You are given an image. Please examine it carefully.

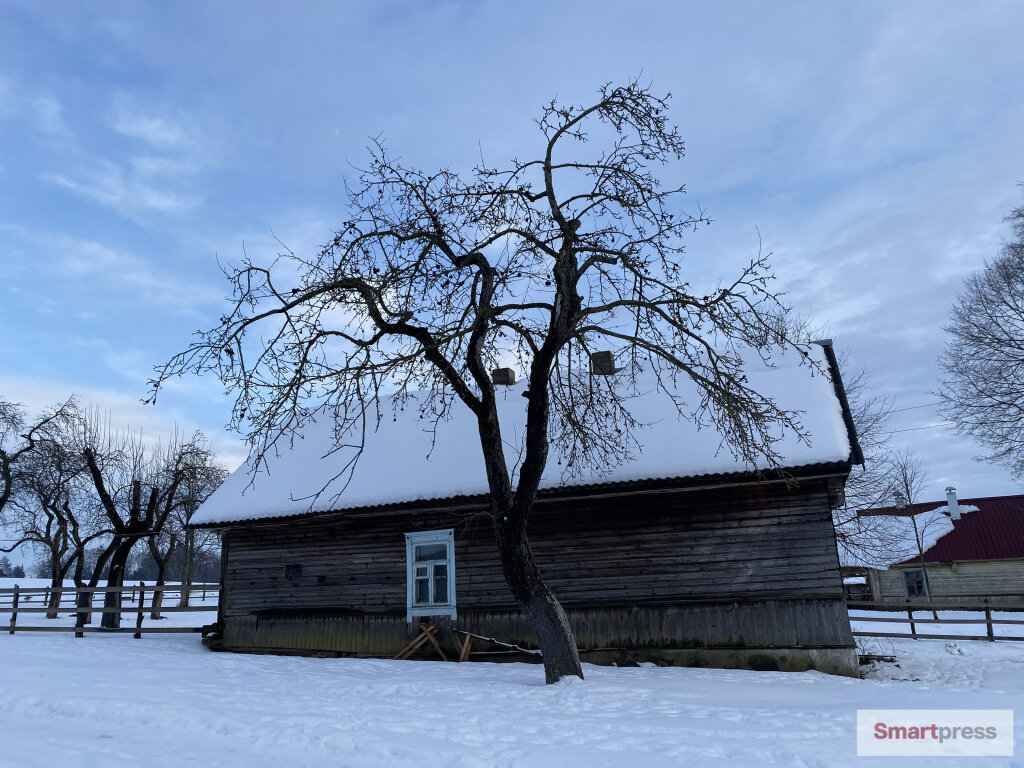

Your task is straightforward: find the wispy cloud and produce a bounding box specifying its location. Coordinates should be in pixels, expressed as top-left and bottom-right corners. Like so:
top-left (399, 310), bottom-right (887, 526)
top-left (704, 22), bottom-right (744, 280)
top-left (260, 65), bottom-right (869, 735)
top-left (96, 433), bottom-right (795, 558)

top-left (40, 232), bottom-right (220, 310)
top-left (0, 371), bottom-right (246, 472)
top-left (46, 159), bottom-right (201, 216)
top-left (30, 94), bottom-right (72, 140)
top-left (110, 96), bottom-right (188, 149)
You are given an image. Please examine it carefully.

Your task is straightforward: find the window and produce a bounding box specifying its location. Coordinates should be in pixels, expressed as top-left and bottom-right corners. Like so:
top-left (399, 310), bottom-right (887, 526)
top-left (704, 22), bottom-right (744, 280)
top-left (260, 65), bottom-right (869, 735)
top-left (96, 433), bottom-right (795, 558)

top-left (404, 529), bottom-right (456, 622)
top-left (902, 568), bottom-right (927, 598)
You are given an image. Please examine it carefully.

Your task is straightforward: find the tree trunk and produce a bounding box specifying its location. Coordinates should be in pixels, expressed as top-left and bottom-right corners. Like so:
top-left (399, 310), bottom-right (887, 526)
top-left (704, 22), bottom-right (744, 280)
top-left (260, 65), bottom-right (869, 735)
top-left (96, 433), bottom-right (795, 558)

top-left (150, 559), bottom-right (169, 620)
top-left (101, 539), bottom-right (134, 629)
top-left (497, 522), bottom-right (583, 683)
top-left (178, 528), bottom-right (195, 608)
top-left (45, 572), bottom-right (62, 620)
top-left (72, 550), bottom-right (89, 627)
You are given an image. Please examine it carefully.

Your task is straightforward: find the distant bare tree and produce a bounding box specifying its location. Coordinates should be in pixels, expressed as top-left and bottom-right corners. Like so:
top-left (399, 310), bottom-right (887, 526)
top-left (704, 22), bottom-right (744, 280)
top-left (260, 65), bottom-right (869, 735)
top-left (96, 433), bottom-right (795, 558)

top-left (2, 420), bottom-right (108, 617)
top-left (939, 194), bottom-right (1024, 479)
top-left (148, 442), bottom-right (226, 617)
top-left (0, 399), bottom-right (101, 616)
top-left (831, 359), bottom-right (910, 567)
top-left (888, 448), bottom-right (942, 617)
top-left (152, 80), bottom-right (813, 682)
top-left (0, 398), bottom-right (77, 518)
top-left (173, 457), bottom-right (227, 608)
top-left (79, 415), bottom-right (213, 628)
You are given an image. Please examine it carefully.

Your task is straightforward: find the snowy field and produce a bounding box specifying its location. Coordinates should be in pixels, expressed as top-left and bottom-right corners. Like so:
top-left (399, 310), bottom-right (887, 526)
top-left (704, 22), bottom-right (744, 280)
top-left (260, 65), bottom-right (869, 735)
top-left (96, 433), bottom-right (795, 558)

top-left (1, 620), bottom-right (1023, 767)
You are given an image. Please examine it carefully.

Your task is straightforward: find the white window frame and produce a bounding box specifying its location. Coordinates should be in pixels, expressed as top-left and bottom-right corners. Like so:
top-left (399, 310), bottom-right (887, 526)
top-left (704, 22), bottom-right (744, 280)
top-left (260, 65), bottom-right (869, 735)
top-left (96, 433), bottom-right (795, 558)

top-left (404, 529), bottom-right (456, 622)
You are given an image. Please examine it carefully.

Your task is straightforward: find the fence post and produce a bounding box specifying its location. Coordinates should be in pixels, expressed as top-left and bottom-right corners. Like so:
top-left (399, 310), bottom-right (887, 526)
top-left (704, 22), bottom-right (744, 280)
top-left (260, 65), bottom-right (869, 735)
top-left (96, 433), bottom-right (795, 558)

top-left (8, 584), bottom-right (19, 635)
top-left (134, 582), bottom-right (146, 640)
top-left (202, 583), bottom-right (206, 600)
top-left (985, 607), bottom-right (995, 642)
top-left (907, 605), bottom-right (917, 640)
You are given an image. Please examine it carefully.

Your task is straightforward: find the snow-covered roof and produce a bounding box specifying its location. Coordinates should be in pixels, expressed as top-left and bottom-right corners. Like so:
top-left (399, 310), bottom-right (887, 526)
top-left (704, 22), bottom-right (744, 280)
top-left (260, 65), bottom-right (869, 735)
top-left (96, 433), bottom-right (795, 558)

top-left (193, 344), bottom-right (855, 526)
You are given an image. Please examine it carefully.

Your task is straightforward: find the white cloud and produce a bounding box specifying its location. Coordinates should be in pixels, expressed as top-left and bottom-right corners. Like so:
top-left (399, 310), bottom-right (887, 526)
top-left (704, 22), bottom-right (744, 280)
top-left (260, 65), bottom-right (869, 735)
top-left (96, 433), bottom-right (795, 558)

top-left (110, 93), bottom-right (190, 149)
top-left (46, 160), bottom-right (201, 216)
top-left (37, 233), bottom-right (221, 310)
top-left (112, 111), bottom-right (184, 148)
top-left (30, 94), bottom-right (71, 140)
top-left (0, 372), bottom-right (246, 472)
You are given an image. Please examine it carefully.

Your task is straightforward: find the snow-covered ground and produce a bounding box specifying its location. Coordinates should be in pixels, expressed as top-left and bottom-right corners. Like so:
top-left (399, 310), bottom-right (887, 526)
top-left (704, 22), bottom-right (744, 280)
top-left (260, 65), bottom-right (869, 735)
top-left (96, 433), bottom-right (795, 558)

top-left (1, 615), bottom-right (1022, 767)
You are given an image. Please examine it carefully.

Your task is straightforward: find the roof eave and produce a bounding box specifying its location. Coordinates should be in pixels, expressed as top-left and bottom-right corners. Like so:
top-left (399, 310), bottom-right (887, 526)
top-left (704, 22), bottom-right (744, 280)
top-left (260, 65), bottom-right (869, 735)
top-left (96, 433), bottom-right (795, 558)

top-left (189, 460), bottom-right (853, 530)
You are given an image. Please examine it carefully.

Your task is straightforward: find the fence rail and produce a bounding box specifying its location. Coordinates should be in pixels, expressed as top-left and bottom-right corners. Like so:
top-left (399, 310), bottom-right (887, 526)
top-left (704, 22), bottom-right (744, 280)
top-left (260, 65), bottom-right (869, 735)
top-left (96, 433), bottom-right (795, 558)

top-left (848, 600), bottom-right (1024, 643)
top-left (1, 583), bottom-right (220, 639)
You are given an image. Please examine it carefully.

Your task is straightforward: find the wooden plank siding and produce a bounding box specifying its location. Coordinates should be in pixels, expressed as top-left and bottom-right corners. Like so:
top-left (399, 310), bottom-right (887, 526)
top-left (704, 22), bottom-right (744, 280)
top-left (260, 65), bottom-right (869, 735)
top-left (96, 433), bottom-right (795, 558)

top-left (215, 476), bottom-right (855, 671)
top-left (872, 559), bottom-right (1024, 603)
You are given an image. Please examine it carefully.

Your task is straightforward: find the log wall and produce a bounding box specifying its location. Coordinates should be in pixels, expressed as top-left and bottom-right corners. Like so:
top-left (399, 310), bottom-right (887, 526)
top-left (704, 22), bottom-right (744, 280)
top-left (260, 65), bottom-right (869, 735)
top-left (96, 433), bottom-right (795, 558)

top-left (215, 477), bottom-right (857, 674)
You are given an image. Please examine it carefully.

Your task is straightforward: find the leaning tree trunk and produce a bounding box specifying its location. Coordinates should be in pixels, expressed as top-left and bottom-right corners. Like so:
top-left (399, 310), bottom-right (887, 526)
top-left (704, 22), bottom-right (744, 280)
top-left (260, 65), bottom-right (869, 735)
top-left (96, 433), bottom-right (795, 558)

top-left (497, 520), bottom-right (583, 683)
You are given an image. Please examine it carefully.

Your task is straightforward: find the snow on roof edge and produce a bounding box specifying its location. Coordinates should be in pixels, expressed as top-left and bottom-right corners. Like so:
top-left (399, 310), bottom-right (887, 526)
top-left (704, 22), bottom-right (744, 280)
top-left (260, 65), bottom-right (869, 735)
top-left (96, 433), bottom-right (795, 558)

top-left (193, 344), bottom-right (855, 527)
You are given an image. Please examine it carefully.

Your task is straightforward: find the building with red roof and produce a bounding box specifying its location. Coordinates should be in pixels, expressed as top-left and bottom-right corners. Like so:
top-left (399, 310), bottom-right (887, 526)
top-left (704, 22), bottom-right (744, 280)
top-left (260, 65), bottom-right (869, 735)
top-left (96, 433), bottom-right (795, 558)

top-left (857, 488), bottom-right (1024, 603)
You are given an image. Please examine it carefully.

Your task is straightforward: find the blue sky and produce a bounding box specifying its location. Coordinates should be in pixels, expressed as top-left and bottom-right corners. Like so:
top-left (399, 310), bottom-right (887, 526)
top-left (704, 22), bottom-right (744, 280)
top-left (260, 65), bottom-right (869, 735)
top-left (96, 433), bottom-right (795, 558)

top-left (2, 0), bottom-right (1023, 502)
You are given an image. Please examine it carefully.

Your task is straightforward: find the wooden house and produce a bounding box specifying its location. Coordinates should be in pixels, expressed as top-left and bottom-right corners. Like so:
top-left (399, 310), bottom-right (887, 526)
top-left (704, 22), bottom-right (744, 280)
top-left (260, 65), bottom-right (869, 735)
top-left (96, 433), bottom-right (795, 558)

top-left (859, 490), bottom-right (1024, 604)
top-left (193, 342), bottom-right (863, 676)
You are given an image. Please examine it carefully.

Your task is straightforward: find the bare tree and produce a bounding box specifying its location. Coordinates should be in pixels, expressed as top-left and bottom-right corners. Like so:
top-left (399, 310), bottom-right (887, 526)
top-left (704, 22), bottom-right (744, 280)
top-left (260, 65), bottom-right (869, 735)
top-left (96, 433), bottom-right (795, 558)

top-left (79, 415), bottom-right (210, 628)
top-left (939, 194), bottom-right (1024, 479)
top-left (2, 425), bottom-right (106, 617)
top-left (0, 399), bottom-right (101, 616)
top-left (888, 448), bottom-right (942, 618)
top-left (151, 80), bottom-right (813, 683)
top-left (0, 398), bottom-right (78, 517)
top-left (829, 359), bottom-right (922, 568)
top-left (173, 456), bottom-right (227, 608)
top-left (147, 443), bottom-right (226, 617)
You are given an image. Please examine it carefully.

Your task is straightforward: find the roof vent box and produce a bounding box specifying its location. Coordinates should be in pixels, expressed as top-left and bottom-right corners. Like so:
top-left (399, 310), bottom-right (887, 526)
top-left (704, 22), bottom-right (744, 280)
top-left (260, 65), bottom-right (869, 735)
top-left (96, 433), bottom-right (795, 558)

top-left (490, 368), bottom-right (516, 386)
top-left (590, 351), bottom-right (617, 376)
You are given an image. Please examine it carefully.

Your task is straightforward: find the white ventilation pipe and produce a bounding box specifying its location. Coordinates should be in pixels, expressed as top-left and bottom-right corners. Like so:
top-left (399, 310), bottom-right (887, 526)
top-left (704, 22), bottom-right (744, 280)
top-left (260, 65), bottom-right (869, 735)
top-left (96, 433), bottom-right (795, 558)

top-left (946, 486), bottom-right (960, 520)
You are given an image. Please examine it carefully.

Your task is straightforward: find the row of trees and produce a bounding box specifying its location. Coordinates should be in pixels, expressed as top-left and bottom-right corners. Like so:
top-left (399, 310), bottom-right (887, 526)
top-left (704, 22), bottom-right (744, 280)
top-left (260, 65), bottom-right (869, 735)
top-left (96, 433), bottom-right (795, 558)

top-left (0, 398), bottom-right (225, 624)
top-left (0, 555), bottom-right (26, 578)
top-left (28, 543), bottom-right (221, 586)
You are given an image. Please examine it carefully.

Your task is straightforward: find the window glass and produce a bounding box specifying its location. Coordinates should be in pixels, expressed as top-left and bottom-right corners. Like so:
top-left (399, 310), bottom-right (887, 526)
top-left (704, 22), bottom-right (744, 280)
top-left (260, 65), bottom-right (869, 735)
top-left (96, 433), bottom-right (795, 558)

top-left (415, 576), bottom-right (430, 605)
top-left (433, 563), bottom-right (448, 604)
top-left (903, 568), bottom-right (926, 597)
top-left (415, 543), bottom-right (447, 562)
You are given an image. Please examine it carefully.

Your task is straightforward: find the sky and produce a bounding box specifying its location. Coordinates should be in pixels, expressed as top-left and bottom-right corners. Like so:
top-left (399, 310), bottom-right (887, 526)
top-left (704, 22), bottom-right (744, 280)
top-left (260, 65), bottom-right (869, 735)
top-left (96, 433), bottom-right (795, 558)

top-left (1, 0), bottom-right (1023, 506)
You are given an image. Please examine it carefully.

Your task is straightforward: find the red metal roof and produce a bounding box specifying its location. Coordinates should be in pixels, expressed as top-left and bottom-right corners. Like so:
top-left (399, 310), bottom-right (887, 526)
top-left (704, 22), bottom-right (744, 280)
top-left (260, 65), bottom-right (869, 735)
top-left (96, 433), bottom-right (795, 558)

top-left (858, 493), bottom-right (1024, 564)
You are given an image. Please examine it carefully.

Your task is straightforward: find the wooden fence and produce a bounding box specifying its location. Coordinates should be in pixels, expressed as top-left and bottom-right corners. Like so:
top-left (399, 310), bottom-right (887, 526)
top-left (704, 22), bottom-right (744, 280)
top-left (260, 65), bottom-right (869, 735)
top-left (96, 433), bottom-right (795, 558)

top-left (1, 583), bottom-right (220, 638)
top-left (848, 600), bottom-right (1024, 642)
